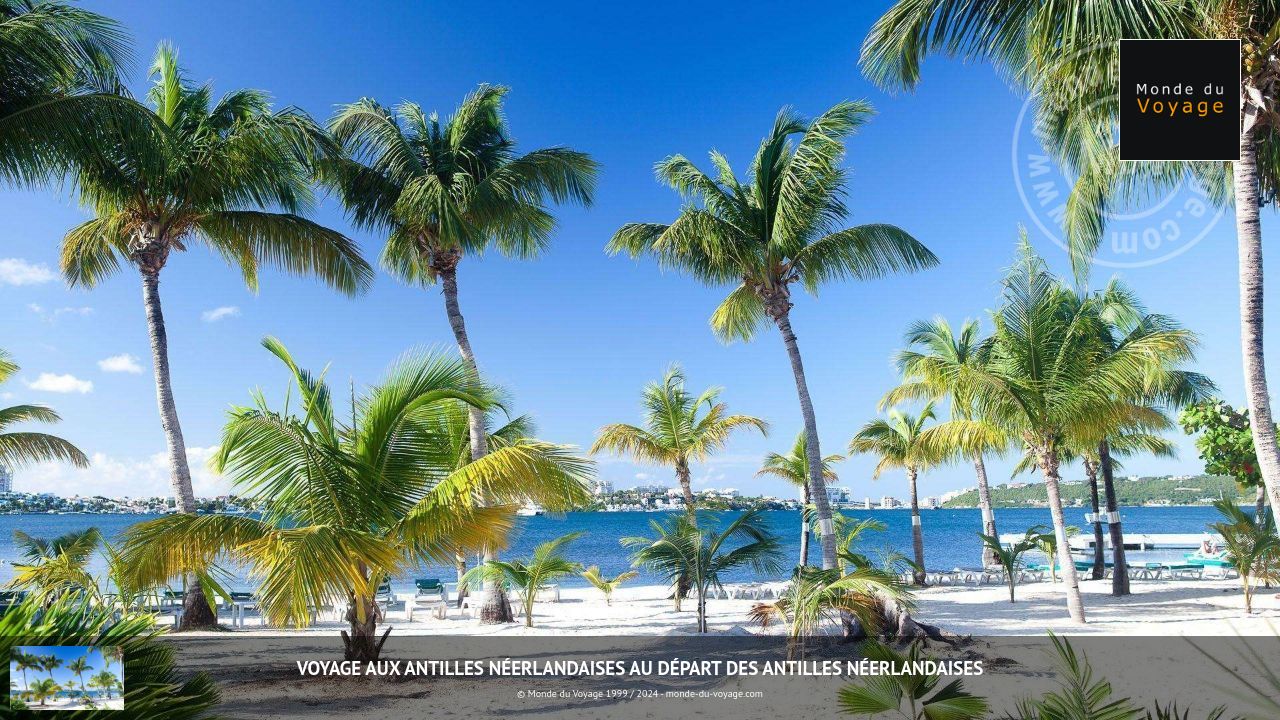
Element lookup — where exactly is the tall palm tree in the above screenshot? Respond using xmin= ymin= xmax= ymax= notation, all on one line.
xmin=0 ymin=0 xmax=137 ymax=184
xmin=59 ymin=44 xmax=372 ymax=627
xmin=65 ymin=656 xmax=90 ymax=699
xmin=757 ymin=431 xmax=844 ymax=567
xmin=0 ymin=350 xmax=88 ymax=471
xmin=917 ymin=239 xmax=1200 ymax=623
xmin=848 ymin=403 xmax=938 ymax=586
xmin=88 ymin=671 xmax=116 ymax=700
xmin=326 ymin=85 xmax=597 ymax=623
xmin=119 ymin=338 xmax=592 ymax=661
xmin=12 ymin=650 xmax=39 ymax=695
xmin=39 ymin=654 xmax=60 ymax=682
xmin=609 ymin=101 xmax=937 ymax=569
xmin=881 ymin=318 xmax=1006 ymax=566
xmin=593 ymin=365 xmax=768 ymax=518
xmin=862 ymin=0 xmax=1280 ymax=536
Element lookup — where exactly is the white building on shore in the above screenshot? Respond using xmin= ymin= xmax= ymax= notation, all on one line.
xmin=0 ymin=465 xmax=11 ymax=494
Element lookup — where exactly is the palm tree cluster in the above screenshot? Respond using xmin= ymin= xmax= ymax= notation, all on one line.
xmin=863 ymin=0 xmax=1280 ymax=544
xmin=869 ymin=238 xmax=1208 ymax=623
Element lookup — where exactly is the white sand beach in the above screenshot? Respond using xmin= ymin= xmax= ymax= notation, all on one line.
xmin=21 ymin=697 xmax=124 ymax=711
xmin=174 ymin=576 xmax=1280 ymax=638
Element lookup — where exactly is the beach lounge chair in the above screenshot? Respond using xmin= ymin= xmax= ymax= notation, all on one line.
xmin=374 ymin=581 xmax=396 ymax=611
xmin=1160 ymin=563 xmax=1203 ymax=580
xmin=515 ymin=584 xmax=561 ymax=603
xmin=414 ymin=578 xmax=447 ymax=603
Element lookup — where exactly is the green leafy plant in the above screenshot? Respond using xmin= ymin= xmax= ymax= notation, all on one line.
xmin=1210 ymin=499 xmax=1280 ymax=613
xmin=467 ymin=532 xmax=585 ymax=627
xmin=581 ymin=566 xmax=638 ymax=606
xmin=757 ymin=431 xmax=844 ymax=567
xmin=749 ymin=566 xmax=909 ymax=659
xmin=838 ymin=641 xmax=988 ymax=720
xmin=624 ymin=509 xmax=784 ymax=633
xmin=979 ymin=527 xmax=1044 ymax=603
xmin=1181 ymin=400 xmax=1271 ymax=512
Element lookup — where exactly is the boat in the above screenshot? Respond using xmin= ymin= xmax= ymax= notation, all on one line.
xmin=517 ymin=503 xmax=544 ymax=517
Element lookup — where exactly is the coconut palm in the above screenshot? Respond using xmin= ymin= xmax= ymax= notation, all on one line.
xmin=0 ymin=349 xmax=88 ymax=470
xmin=38 ymin=654 xmax=60 ymax=683
xmin=0 ymin=0 xmax=137 ymax=184
xmin=862 ymin=0 xmax=1280 ymax=538
xmin=881 ymin=318 xmax=1006 ymax=566
xmin=99 ymin=647 xmax=121 ymax=678
xmin=624 ymin=509 xmax=785 ymax=633
xmin=119 ymin=338 xmax=591 ymax=661
xmin=608 ymin=101 xmax=938 ymax=570
xmin=65 ymin=656 xmax=91 ymax=698
xmin=326 ymin=85 xmax=596 ymax=623
xmin=848 ymin=402 xmax=938 ymax=586
xmin=1211 ymin=499 xmax=1280 ymax=614
xmin=749 ymin=566 xmax=909 ymax=659
xmin=581 ymin=566 xmax=638 ymax=606
xmin=838 ymin=641 xmax=988 ymax=720
xmin=7 ymin=527 xmax=100 ymax=598
xmin=757 ymin=431 xmax=844 ymax=567
xmin=593 ymin=365 xmax=768 ymax=518
xmin=27 ymin=678 xmax=58 ymax=707
xmin=916 ymin=239 xmax=1200 ymax=623
xmin=11 ymin=650 xmax=39 ymax=696
xmin=59 ymin=44 xmax=371 ymax=628
xmin=467 ymin=532 xmax=584 ymax=627
xmin=979 ymin=527 xmax=1044 ymax=603
xmin=88 ymin=671 xmax=117 ymax=700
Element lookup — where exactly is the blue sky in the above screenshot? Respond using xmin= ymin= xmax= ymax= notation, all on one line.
xmin=0 ymin=1 xmax=1272 ymax=502
xmin=10 ymin=646 xmax=117 ymax=692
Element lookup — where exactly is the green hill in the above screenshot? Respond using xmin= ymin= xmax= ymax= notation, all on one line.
xmin=941 ymin=474 xmax=1240 ymax=508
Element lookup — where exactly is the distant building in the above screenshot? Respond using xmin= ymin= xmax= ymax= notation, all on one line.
xmin=863 ymin=497 xmax=873 ymax=510
xmin=593 ymin=479 xmax=614 ymax=496
xmin=879 ymin=495 xmax=900 ymax=509
xmin=924 ymin=496 xmax=940 ymax=509
xmin=0 ymin=465 xmax=10 ymax=494
xmin=825 ymin=486 xmax=851 ymax=505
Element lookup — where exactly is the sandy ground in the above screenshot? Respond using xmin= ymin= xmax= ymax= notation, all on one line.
xmin=170 ymin=575 xmax=1280 ymax=638
xmin=19 ymin=697 xmax=124 ymax=711
xmin=160 ymin=578 xmax=1280 ymax=719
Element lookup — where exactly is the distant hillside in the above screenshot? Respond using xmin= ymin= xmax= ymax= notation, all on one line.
xmin=941 ymin=474 xmax=1241 ymax=508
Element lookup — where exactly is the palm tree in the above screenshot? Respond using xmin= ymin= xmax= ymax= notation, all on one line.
xmin=27 ymin=678 xmax=58 ymax=707
xmin=609 ymin=101 xmax=938 ymax=569
xmin=916 ymin=239 xmax=1200 ymax=623
xmin=882 ymin=318 xmax=1005 ymax=567
xmin=749 ymin=566 xmax=909 ymax=658
xmin=979 ymin=527 xmax=1044 ymax=603
xmin=581 ymin=566 xmax=638 ymax=606
xmin=12 ymin=650 xmax=39 ymax=696
xmin=7 ymin=527 xmax=100 ymax=598
xmin=119 ymin=338 xmax=591 ymax=661
xmin=65 ymin=657 xmax=90 ymax=699
xmin=593 ymin=365 xmax=768 ymax=518
xmin=0 ymin=0 xmax=137 ymax=184
xmin=88 ymin=671 xmax=117 ymax=700
xmin=862 ymin=0 xmax=1280 ymax=538
xmin=467 ymin=532 xmax=584 ymax=627
xmin=1210 ymin=499 xmax=1280 ymax=614
xmin=838 ymin=642 xmax=988 ymax=720
xmin=848 ymin=403 xmax=937 ymax=585
xmin=326 ymin=85 xmax=596 ymax=624
xmin=59 ymin=44 xmax=372 ymax=628
xmin=39 ymin=654 xmax=60 ymax=683
xmin=624 ymin=509 xmax=785 ymax=633
xmin=0 ymin=349 xmax=88 ymax=470
xmin=98 ymin=647 xmax=121 ymax=680
xmin=756 ymin=431 xmax=844 ymax=567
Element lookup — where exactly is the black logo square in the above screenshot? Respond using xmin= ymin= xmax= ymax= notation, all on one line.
xmin=1119 ymin=39 xmax=1240 ymax=161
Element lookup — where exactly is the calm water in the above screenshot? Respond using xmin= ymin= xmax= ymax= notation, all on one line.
xmin=0 ymin=506 xmax=1227 ymax=593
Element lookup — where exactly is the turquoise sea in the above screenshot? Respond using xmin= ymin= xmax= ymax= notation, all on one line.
xmin=0 ymin=506 xmax=1228 ymax=594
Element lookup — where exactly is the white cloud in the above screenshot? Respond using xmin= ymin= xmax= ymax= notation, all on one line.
xmin=17 ymin=447 xmax=227 ymax=498
xmin=26 ymin=372 xmax=93 ymax=394
xmin=0 ymin=392 xmax=12 ymax=400
xmin=28 ymin=303 xmax=94 ymax=322
xmin=0 ymin=258 xmax=55 ymax=286
xmin=634 ymin=472 xmax=651 ymax=481
xmin=201 ymin=306 xmax=240 ymax=322
xmin=98 ymin=354 xmax=144 ymax=374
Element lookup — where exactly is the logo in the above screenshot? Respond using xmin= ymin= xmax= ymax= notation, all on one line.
xmin=1013 ymin=43 xmax=1227 ymax=269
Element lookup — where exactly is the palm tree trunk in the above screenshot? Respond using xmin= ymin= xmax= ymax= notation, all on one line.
xmin=799 ymin=483 xmax=810 ymax=567
xmin=437 ymin=261 xmax=513 ymax=624
xmin=1098 ymin=440 xmax=1129 ymax=596
xmin=973 ymin=452 xmax=998 ymax=567
xmin=1035 ymin=447 xmax=1086 ymax=623
xmin=675 ymin=457 xmax=696 ymax=518
xmin=771 ymin=309 xmax=837 ymax=570
xmin=141 ymin=269 xmax=215 ymax=630
xmin=1256 ymin=484 xmax=1266 ymax=521
xmin=906 ymin=467 xmax=926 ymax=585
xmin=1235 ymin=127 xmax=1280 ymax=525
xmin=1083 ymin=458 xmax=1105 ymax=580
xmin=341 ymin=595 xmax=388 ymax=662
